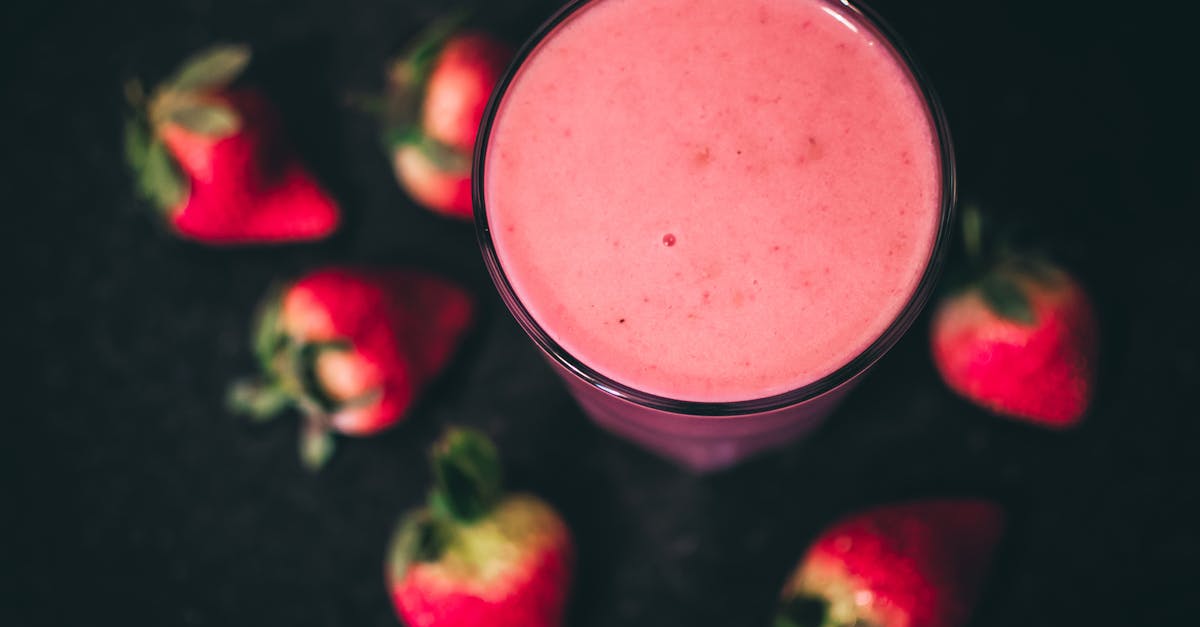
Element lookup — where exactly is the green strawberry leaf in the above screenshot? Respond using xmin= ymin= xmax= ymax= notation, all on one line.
xmin=166 ymin=44 xmax=251 ymax=93
xmin=167 ymin=102 xmax=241 ymax=137
xmin=380 ymin=10 xmax=472 ymax=143
xmin=132 ymin=136 xmax=186 ymax=213
xmin=388 ymin=510 xmax=449 ymax=581
xmin=124 ymin=115 xmax=150 ymax=171
xmin=397 ymin=10 xmax=472 ymax=88
xmin=126 ymin=93 xmax=187 ymax=213
xmin=961 ymin=203 xmax=986 ymax=264
xmin=384 ymin=130 xmax=469 ymax=172
xmin=381 ymin=82 xmax=421 ymax=151
xmin=299 ymin=418 xmax=335 ymax=471
xmin=381 ymin=122 xmax=419 ymax=154
xmin=226 ymin=379 xmax=292 ymax=421
xmin=980 ymin=274 xmax=1035 ymax=325
xmin=408 ymin=132 xmax=471 ymax=173
xmin=429 ymin=428 xmax=503 ymax=523
xmin=252 ymin=286 xmax=286 ymax=372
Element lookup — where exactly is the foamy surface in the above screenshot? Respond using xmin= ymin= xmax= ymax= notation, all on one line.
xmin=486 ymin=0 xmax=941 ymax=402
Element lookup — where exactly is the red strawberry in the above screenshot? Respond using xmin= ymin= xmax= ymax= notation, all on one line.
xmin=124 ymin=44 xmax=340 ymax=244
xmin=387 ymin=428 xmax=573 ymax=627
xmin=379 ymin=16 xmax=512 ymax=219
xmin=930 ymin=208 xmax=1099 ymax=427
xmin=229 ymin=267 xmax=474 ymax=469
xmin=776 ymin=500 xmax=1004 ymax=627
xmin=420 ymin=32 xmax=514 ymax=154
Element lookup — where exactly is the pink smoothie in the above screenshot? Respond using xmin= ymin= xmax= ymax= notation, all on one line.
xmin=484 ymin=0 xmax=942 ymax=403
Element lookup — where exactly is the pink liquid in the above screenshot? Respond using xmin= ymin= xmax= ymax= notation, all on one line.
xmin=485 ymin=0 xmax=941 ymax=403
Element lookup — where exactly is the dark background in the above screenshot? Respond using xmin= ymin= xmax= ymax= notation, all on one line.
xmin=4 ymin=0 xmax=1198 ymax=625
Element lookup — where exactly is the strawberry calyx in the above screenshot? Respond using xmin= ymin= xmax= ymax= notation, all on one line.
xmin=945 ymin=205 xmax=1066 ymax=326
xmin=959 ymin=206 xmax=1035 ymax=323
xmin=124 ymin=44 xmax=251 ymax=214
xmin=777 ymin=592 xmax=881 ymax=627
xmin=429 ymin=427 xmax=503 ymax=523
xmin=388 ymin=509 xmax=451 ymax=582
xmin=775 ymin=594 xmax=877 ymax=627
xmin=975 ymin=268 xmax=1035 ymax=325
xmin=124 ymin=81 xmax=186 ymax=215
xmin=227 ymin=287 xmax=381 ymax=470
xmin=388 ymin=428 xmax=505 ymax=579
xmin=395 ymin=10 xmax=473 ymax=93
xmin=393 ymin=128 xmax=472 ymax=174
xmin=227 ymin=338 xmax=360 ymax=470
xmin=774 ymin=595 xmax=828 ymax=627
xmin=380 ymin=11 xmax=472 ymax=158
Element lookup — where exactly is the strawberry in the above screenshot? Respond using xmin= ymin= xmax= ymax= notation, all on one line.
xmin=228 ymin=267 xmax=474 ymax=469
xmin=387 ymin=428 xmax=573 ymax=627
xmin=419 ymin=32 xmax=514 ymax=154
xmin=379 ymin=15 xmax=512 ymax=219
xmin=930 ymin=208 xmax=1099 ymax=427
xmin=776 ymin=500 xmax=1004 ymax=627
xmin=124 ymin=44 xmax=340 ymax=244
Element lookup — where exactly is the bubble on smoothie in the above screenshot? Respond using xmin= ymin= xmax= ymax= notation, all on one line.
xmin=662 ymin=233 xmax=677 ymax=247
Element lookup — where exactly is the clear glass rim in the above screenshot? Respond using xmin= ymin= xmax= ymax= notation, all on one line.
xmin=473 ymin=0 xmax=957 ymax=417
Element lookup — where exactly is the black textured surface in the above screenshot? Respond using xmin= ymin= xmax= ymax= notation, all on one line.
xmin=5 ymin=0 xmax=1198 ymax=625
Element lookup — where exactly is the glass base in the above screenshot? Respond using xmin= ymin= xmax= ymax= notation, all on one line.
xmin=556 ymin=363 xmax=861 ymax=472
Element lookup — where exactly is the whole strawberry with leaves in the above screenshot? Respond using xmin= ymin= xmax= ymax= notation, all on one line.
xmin=380 ymin=14 xmax=512 ymax=218
xmin=124 ymin=44 xmax=340 ymax=244
xmin=388 ymin=428 xmax=573 ymax=627
xmin=930 ymin=207 xmax=1099 ymax=428
xmin=776 ymin=500 xmax=1004 ymax=627
xmin=229 ymin=268 xmax=474 ymax=469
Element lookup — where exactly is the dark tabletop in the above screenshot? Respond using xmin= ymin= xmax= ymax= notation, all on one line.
xmin=5 ymin=0 xmax=1198 ymax=625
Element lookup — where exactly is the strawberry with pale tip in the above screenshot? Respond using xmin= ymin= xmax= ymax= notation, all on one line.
xmin=124 ymin=44 xmax=341 ymax=244
xmin=380 ymin=14 xmax=513 ymax=219
xmin=776 ymin=500 xmax=1004 ymax=627
xmin=388 ymin=428 xmax=574 ymax=627
xmin=930 ymin=207 xmax=1099 ymax=428
xmin=228 ymin=267 xmax=474 ymax=469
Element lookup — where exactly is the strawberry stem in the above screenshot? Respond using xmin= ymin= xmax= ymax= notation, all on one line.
xmin=429 ymin=428 xmax=503 ymax=524
xmin=163 ymin=43 xmax=251 ymax=93
xmin=300 ymin=417 xmax=335 ymax=471
xmin=962 ymin=203 xmax=985 ymax=265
